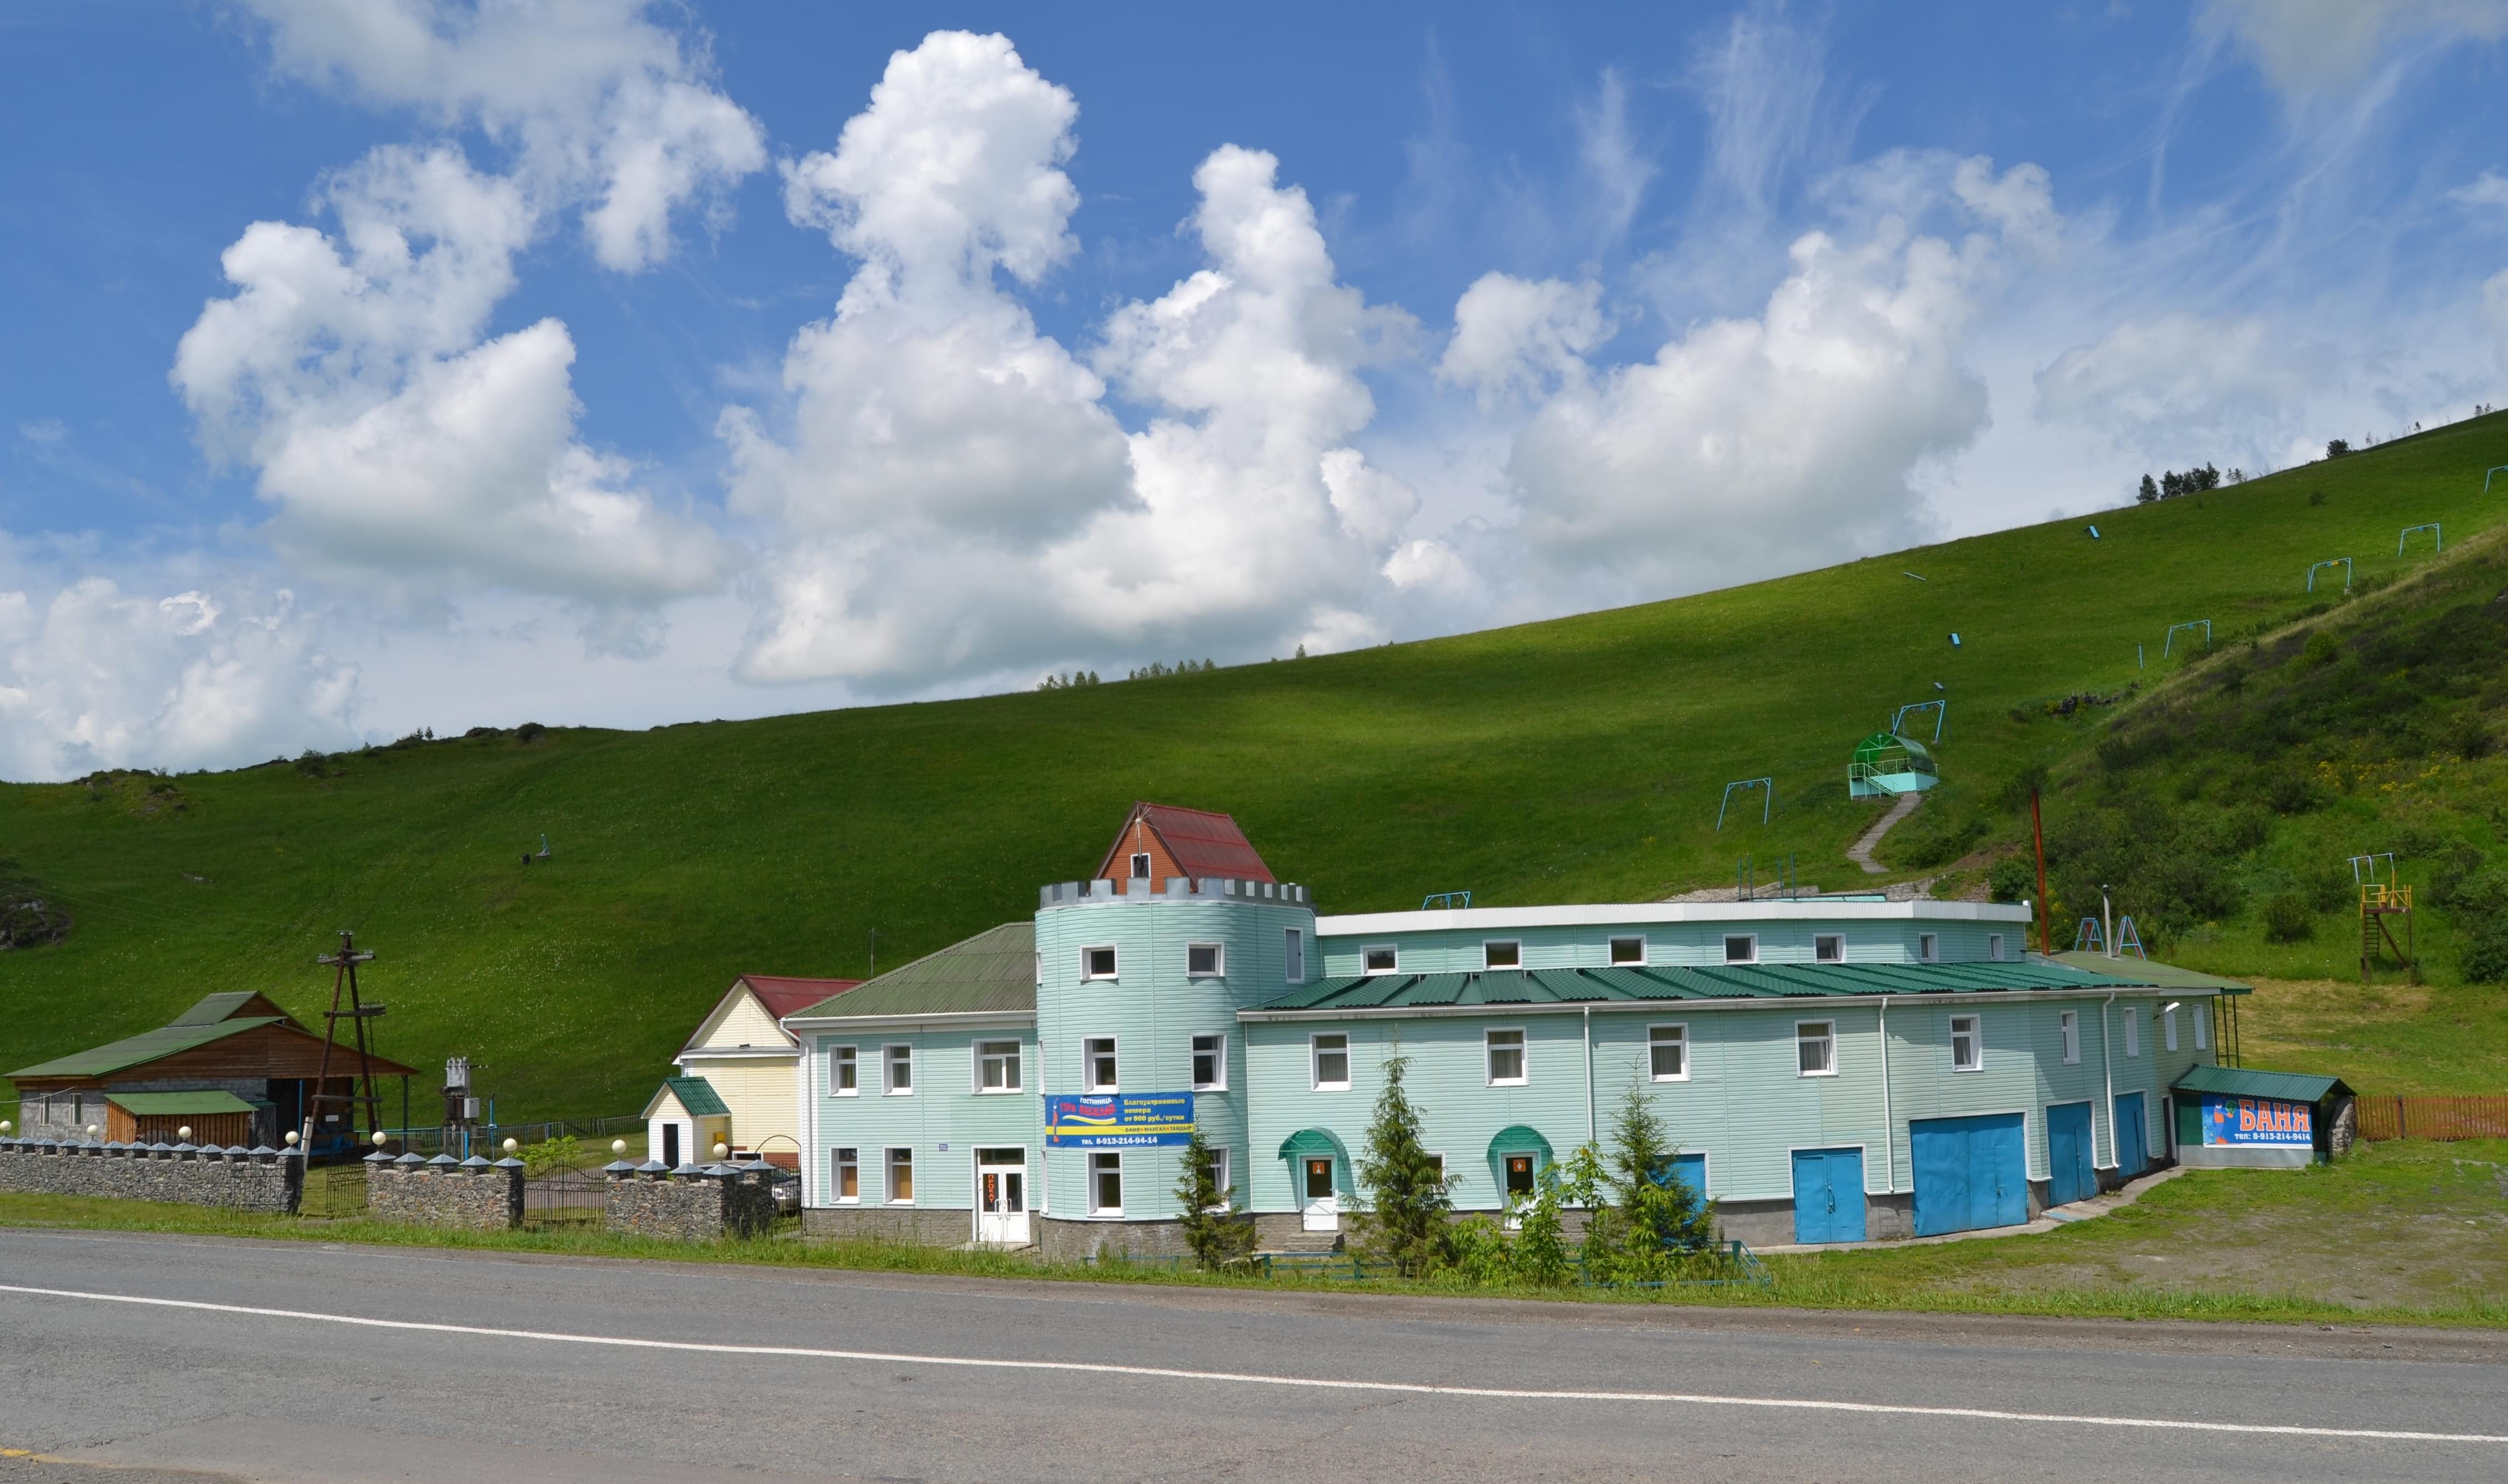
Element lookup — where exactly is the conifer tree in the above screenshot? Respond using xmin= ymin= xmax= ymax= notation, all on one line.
xmin=1173 ymin=1125 xmax=1253 ymax=1270
xmin=1353 ymin=1052 xmax=1450 ymax=1276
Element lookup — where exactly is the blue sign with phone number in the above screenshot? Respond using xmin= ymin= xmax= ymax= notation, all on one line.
xmin=1045 ymin=1092 xmax=1195 ymax=1148
xmin=2200 ymin=1093 xmax=2314 ymax=1146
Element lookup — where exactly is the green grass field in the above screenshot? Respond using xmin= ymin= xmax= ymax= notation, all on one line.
xmin=5 ymin=414 xmax=2506 ymax=1117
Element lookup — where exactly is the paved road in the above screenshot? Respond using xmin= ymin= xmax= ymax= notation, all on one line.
xmin=3 ymin=1228 xmax=2505 ymax=1482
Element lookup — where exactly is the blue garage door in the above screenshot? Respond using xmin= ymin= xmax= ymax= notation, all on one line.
xmin=1664 ymin=1152 xmax=1706 ymax=1200
xmin=1790 ymin=1147 xmax=1866 ymax=1244
xmin=2113 ymin=1092 xmax=2148 ymax=1180
xmin=2045 ymin=1101 xmax=2095 ymax=1207
xmin=1911 ymin=1112 xmax=2028 ymax=1237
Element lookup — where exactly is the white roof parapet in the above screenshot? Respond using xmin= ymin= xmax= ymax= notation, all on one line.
xmin=1039 ymin=877 xmax=1310 ymax=910
xmin=1318 ymin=898 xmax=2032 ymax=935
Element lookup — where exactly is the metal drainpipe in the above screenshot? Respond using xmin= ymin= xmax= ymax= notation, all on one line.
xmin=1879 ymin=997 xmax=1895 ymax=1193
xmin=1583 ymin=1006 xmax=1596 ymax=1145
xmin=2098 ymin=994 xmax=2116 ymax=1169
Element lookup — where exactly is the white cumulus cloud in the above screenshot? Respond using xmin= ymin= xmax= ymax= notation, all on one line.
xmin=2035 ymin=313 xmax=2323 ymax=448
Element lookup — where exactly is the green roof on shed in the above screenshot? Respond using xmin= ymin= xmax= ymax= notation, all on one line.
xmin=649 ymin=1076 xmax=730 ymax=1119
xmin=7 ymin=1017 xmax=286 ymax=1080
xmin=166 ymin=992 xmax=267 ymax=1026
xmin=2174 ymin=1065 xmax=2349 ymax=1103
xmin=784 ymin=921 xmax=1036 ymax=1021
xmin=106 ymin=1091 xmax=259 ymax=1116
xmin=1253 ymin=959 xmax=2190 ymax=1013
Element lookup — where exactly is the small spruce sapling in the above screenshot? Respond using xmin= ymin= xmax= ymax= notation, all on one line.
xmin=1352 ymin=1052 xmax=1451 ymax=1277
xmin=1173 ymin=1125 xmax=1254 ymax=1269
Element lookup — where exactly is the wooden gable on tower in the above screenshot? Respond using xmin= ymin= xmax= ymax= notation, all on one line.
xmin=1094 ymin=801 xmax=1275 ymax=886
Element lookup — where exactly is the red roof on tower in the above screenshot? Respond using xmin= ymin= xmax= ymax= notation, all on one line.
xmin=1095 ymin=802 xmax=1275 ymax=884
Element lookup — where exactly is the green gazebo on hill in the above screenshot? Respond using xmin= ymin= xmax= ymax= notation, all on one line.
xmin=1849 ymin=732 xmax=1940 ymax=799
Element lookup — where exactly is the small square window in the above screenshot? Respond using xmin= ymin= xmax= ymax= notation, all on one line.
xmin=977 ymin=1040 xmax=1021 ymax=1093
xmin=1186 ymin=942 xmax=1223 ymax=977
xmin=2060 ymin=1009 xmax=2080 ymax=1065
xmin=1723 ymin=934 xmax=1757 ymax=965
xmin=1649 ymin=1024 xmax=1688 ymax=1081
xmin=1089 ymin=1151 xmax=1123 ymax=1214
xmin=829 ymin=1044 xmax=858 ymax=1096
xmin=1609 ymin=935 xmax=1646 ymax=966
xmin=1129 ymin=852 xmax=1151 ymax=880
xmin=1082 ymin=945 xmax=1118 ymax=980
xmin=1483 ymin=940 xmax=1521 ymax=970
xmin=1363 ymin=945 xmax=1398 ymax=974
xmin=1918 ymin=932 xmax=1940 ymax=963
xmin=832 ymin=1147 xmax=859 ymax=1203
xmin=1312 ymin=1032 xmax=1350 ymax=1090
xmin=1950 ymin=1014 xmax=1982 ymax=1072
xmin=1485 ymin=1028 xmax=1527 ymax=1085
xmin=884 ymin=1044 xmax=912 ymax=1095
xmin=1797 ymin=1021 xmax=1836 ymax=1077
xmin=1987 ymin=933 xmax=2004 ymax=962
xmin=1815 ymin=934 xmax=1844 ymax=964
xmin=1084 ymin=1036 xmax=1118 ymax=1094
xmin=1191 ymin=1032 xmax=1226 ymax=1090
xmin=886 ymin=1147 xmax=914 ymax=1204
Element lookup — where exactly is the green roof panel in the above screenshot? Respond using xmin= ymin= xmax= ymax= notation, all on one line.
xmin=784 ymin=922 xmax=1037 ymax=1021
xmin=1252 ymin=957 xmax=2218 ymax=1015
xmin=653 ymin=1075 xmax=730 ymax=1118
xmin=106 ymin=1091 xmax=259 ymax=1116
xmin=8 ymin=1018 xmax=284 ymax=1080
xmin=166 ymin=992 xmax=264 ymax=1027
xmin=2173 ymin=1064 xmax=2349 ymax=1102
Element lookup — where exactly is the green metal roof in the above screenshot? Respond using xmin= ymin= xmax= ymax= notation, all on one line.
xmin=166 ymin=992 xmax=267 ymax=1026
xmin=2174 ymin=1064 xmax=2349 ymax=1103
xmin=7 ymin=1017 xmax=285 ymax=1080
xmin=2051 ymin=951 xmax=2250 ymax=992
xmin=785 ymin=921 xmax=1037 ymax=1020
xmin=106 ymin=1091 xmax=259 ymax=1116
xmin=1253 ymin=959 xmax=2186 ymax=1014
xmin=649 ymin=1075 xmax=730 ymax=1118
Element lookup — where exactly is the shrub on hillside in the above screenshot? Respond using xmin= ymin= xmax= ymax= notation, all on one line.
xmin=2261 ymin=893 xmax=2313 ymax=942
xmin=1987 ymin=855 xmax=2036 ymax=904
xmin=2450 ymin=712 xmax=2495 ymax=760
xmin=2461 ymin=921 xmax=2508 ymax=985
xmin=2303 ymin=631 xmax=2340 ymax=667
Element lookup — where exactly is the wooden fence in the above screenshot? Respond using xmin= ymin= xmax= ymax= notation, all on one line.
xmin=2356 ymin=1096 xmax=2508 ymax=1142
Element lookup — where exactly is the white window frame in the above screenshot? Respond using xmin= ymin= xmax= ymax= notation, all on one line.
xmin=1081 ymin=945 xmax=1118 ymax=981
xmin=2060 ymin=1009 xmax=2080 ymax=1065
xmin=1499 ymin=1149 xmax=1541 ymax=1205
xmin=1796 ymin=1020 xmax=1838 ymax=1077
xmin=976 ymin=1039 xmax=1022 ymax=1094
xmin=1186 ymin=941 xmax=1225 ymax=977
xmin=1089 ymin=1151 xmax=1123 ymax=1215
xmin=1484 ymin=1027 xmax=1528 ymax=1086
xmin=1311 ymin=1032 xmax=1351 ymax=1091
xmin=2163 ymin=1006 xmax=2180 ymax=1052
xmin=883 ymin=1043 xmax=913 ymax=1096
xmin=1814 ymin=933 xmax=1845 ymax=964
xmin=1648 ymin=1022 xmax=1689 ymax=1081
xmin=1190 ymin=1031 xmax=1227 ymax=1091
xmin=1129 ymin=852 xmax=1151 ymax=880
xmin=1988 ymin=932 xmax=2004 ymax=962
xmin=1362 ymin=944 xmax=1399 ymax=974
xmin=1949 ymin=1013 xmax=1983 ymax=1073
xmin=1285 ymin=927 xmax=1307 ymax=982
xmin=1608 ymin=935 xmax=1647 ymax=966
xmin=828 ymin=1044 xmax=858 ymax=1097
xmin=1198 ymin=1146 xmax=1233 ymax=1212
xmin=1723 ymin=934 xmax=1758 ymax=965
xmin=832 ymin=1146 xmax=859 ymax=1204
xmin=1482 ymin=939 xmax=1522 ymax=970
xmin=2123 ymin=1006 xmax=2141 ymax=1058
xmin=1918 ymin=932 xmax=1940 ymax=963
xmin=885 ymin=1146 xmax=915 ymax=1205
xmin=1082 ymin=1036 xmax=1119 ymax=1095
xmin=2195 ymin=1002 xmax=2211 ymax=1051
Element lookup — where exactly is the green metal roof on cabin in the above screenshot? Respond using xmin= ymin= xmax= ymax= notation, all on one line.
xmin=784 ymin=921 xmax=1037 ymax=1020
xmin=7 ymin=1017 xmax=286 ymax=1080
xmin=1252 ymin=959 xmax=2183 ymax=1013
xmin=166 ymin=992 xmax=266 ymax=1026
xmin=105 ymin=1090 xmax=259 ymax=1116
xmin=2174 ymin=1064 xmax=2349 ymax=1103
xmin=2052 ymin=951 xmax=2250 ymax=992
xmin=654 ymin=1076 xmax=730 ymax=1117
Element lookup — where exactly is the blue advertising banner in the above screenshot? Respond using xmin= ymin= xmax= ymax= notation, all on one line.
xmin=2200 ymin=1093 xmax=2314 ymax=1147
xmin=1045 ymin=1092 xmax=1195 ymax=1149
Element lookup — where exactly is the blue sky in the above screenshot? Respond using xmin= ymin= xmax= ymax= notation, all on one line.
xmin=3 ymin=1 xmax=2505 ymax=779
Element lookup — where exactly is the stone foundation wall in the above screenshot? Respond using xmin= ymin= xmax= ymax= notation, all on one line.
xmin=1037 ymin=1216 xmax=1192 ymax=1263
xmin=800 ymin=1205 xmax=977 ymax=1246
xmin=365 ymin=1159 xmax=523 ymax=1231
xmin=0 ymin=1140 xmax=299 ymax=1214
xmin=604 ymin=1170 xmax=777 ymax=1241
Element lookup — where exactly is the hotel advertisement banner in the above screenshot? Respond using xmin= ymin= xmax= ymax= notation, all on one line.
xmin=2200 ymin=1093 xmax=2313 ymax=1147
xmin=1045 ymin=1092 xmax=1195 ymax=1148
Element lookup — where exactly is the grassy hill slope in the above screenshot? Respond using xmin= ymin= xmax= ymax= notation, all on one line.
xmin=6 ymin=415 xmax=2505 ymax=1118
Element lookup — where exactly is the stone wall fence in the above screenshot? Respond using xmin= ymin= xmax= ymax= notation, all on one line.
xmin=602 ymin=1158 xmax=779 ymax=1241
xmin=0 ymin=1132 xmax=301 ymax=1214
xmin=363 ymin=1150 xmax=525 ymax=1231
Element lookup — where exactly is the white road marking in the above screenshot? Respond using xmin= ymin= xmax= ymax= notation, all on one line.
xmin=4 ymin=1281 xmax=2502 ymax=1445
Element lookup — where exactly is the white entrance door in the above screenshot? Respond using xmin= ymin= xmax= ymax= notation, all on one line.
xmin=976 ymin=1150 xmax=1030 ymax=1245
xmin=1301 ymin=1155 xmax=1340 ymax=1232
